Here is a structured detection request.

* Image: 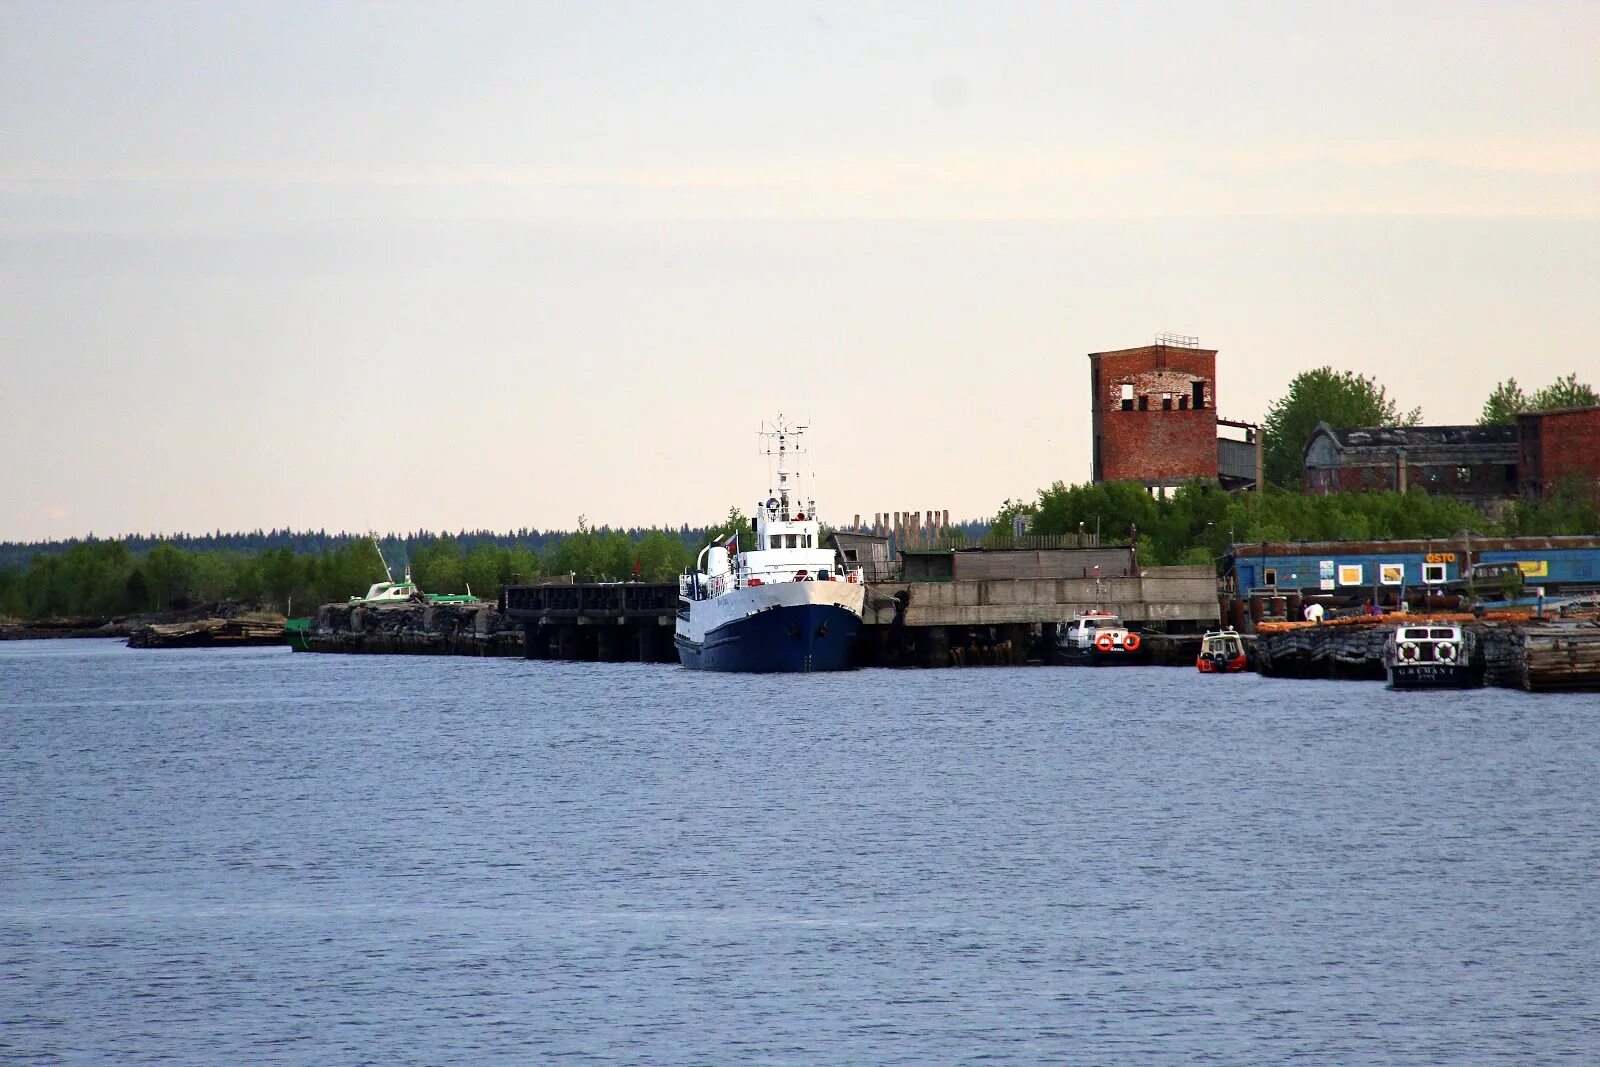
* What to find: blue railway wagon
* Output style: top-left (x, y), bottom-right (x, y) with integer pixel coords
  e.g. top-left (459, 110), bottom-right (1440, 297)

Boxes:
top-left (1233, 549), bottom-right (1465, 594)
top-left (1475, 546), bottom-right (1600, 590)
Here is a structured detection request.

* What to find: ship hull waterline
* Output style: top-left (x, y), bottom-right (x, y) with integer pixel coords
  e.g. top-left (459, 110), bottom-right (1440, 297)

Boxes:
top-left (676, 601), bottom-right (861, 672)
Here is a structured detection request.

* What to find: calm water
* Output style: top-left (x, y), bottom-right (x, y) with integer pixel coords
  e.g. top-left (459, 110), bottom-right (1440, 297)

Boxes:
top-left (3, 640), bottom-right (1599, 1064)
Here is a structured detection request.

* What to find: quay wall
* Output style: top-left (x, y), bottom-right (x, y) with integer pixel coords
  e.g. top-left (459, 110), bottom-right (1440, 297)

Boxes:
top-left (865, 567), bottom-right (1219, 628)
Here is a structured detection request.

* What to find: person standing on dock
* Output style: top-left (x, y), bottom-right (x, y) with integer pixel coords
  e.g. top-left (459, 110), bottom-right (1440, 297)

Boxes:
top-left (1303, 602), bottom-right (1325, 623)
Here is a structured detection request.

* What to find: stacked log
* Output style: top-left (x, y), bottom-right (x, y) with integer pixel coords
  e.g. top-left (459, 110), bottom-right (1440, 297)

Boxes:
top-left (128, 614), bottom-right (287, 649)
top-left (1515, 623), bottom-right (1600, 692)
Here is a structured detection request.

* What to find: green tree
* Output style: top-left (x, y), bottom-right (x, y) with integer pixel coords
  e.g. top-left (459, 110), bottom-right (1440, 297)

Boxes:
top-left (1479, 378), bottom-right (1528, 425)
top-left (633, 529), bottom-right (692, 581)
top-left (987, 498), bottom-right (1038, 537)
top-left (462, 543), bottom-right (508, 597)
top-left (1530, 373), bottom-right (1599, 412)
top-left (187, 552), bottom-right (238, 605)
top-left (411, 537), bottom-right (465, 593)
top-left (1261, 367), bottom-right (1420, 488)
top-left (258, 547), bottom-right (300, 612)
top-left (142, 542), bottom-right (195, 611)
top-left (1480, 373), bottom-right (1597, 423)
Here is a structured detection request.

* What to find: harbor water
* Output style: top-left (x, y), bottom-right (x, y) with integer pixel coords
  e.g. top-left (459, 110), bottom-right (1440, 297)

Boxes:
top-left (4, 640), bottom-right (1598, 1063)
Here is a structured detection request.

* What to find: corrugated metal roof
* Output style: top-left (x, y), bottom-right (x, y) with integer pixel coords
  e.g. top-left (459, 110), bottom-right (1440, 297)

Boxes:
top-left (1327, 424), bottom-right (1517, 450)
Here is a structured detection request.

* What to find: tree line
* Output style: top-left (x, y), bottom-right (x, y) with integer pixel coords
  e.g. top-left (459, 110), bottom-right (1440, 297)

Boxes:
top-left (0, 523), bottom-right (718, 573)
top-left (0, 522), bottom-right (726, 621)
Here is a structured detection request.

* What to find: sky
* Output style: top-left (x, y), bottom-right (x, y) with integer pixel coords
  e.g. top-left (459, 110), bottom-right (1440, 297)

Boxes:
top-left (3, 1), bottom-right (1597, 542)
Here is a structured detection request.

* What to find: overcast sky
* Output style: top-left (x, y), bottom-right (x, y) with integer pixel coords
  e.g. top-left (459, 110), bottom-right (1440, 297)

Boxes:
top-left (3, 1), bottom-right (1597, 542)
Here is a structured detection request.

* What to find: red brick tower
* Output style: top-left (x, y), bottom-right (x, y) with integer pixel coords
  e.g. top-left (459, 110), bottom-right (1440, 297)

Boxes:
top-left (1089, 337), bottom-right (1220, 490)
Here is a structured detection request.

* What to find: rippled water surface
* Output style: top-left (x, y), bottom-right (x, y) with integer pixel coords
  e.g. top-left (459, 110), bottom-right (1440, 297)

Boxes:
top-left (4, 639), bottom-right (1599, 1063)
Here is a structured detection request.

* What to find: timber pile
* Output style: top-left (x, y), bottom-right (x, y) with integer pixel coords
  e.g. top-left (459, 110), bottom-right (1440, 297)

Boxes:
top-left (302, 601), bottom-right (523, 656)
top-left (1530, 623), bottom-right (1600, 692)
top-left (128, 614), bottom-right (286, 649)
top-left (1256, 610), bottom-right (1529, 636)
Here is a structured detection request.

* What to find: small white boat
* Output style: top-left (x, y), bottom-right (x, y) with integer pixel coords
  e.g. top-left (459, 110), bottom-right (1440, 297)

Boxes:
top-left (348, 537), bottom-right (477, 607)
top-left (1057, 609), bottom-right (1144, 665)
top-left (1196, 628), bottom-right (1249, 673)
top-left (1382, 622), bottom-right (1476, 689)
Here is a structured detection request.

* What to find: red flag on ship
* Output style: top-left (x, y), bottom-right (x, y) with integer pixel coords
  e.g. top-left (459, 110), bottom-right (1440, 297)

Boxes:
top-left (632, 554), bottom-right (642, 578)
top-left (725, 533), bottom-right (738, 555)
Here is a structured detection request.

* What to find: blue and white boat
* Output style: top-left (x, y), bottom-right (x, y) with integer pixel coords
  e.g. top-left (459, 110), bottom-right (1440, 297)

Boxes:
top-left (676, 419), bottom-right (865, 672)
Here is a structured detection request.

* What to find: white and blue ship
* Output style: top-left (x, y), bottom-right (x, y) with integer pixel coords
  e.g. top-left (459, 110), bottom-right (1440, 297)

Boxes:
top-left (676, 419), bottom-right (865, 672)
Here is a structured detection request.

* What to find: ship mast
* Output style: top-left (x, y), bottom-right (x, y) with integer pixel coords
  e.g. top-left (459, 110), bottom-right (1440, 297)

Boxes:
top-left (761, 415), bottom-right (809, 521)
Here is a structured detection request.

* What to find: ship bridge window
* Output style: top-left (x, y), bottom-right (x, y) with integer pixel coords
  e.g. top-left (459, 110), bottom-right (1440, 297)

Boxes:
top-left (1429, 629), bottom-right (1456, 639)
top-left (1403, 628), bottom-right (1430, 640)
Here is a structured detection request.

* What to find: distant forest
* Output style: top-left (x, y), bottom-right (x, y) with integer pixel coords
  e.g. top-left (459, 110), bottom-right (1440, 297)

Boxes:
top-left (0, 515), bottom-right (983, 621)
top-left (0, 523), bottom-right (731, 621)
top-left (0, 525), bottom-right (707, 573)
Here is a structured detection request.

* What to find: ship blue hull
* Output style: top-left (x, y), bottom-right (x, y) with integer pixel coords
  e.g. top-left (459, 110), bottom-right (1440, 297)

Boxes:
top-left (676, 602), bottom-right (861, 672)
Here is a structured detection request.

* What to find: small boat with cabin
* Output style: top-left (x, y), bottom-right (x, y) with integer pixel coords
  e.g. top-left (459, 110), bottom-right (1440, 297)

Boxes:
top-left (348, 537), bottom-right (479, 607)
top-left (1196, 628), bottom-right (1248, 673)
top-left (675, 418), bottom-right (865, 672)
top-left (1057, 609), bottom-right (1144, 665)
top-left (1382, 621), bottom-right (1477, 689)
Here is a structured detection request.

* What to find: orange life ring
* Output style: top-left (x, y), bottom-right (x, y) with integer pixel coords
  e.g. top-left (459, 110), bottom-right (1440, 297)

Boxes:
top-left (1122, 632), bottom-right (1142, 652)
top-left (1094, 632), bottom-right (1115, 651)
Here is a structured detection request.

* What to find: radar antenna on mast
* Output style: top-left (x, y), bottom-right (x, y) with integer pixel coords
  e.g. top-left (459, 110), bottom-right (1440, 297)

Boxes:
top-left (759, 414), bottom-right (809, 521)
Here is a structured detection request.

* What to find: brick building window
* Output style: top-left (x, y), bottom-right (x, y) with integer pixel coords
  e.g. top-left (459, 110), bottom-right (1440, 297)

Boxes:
top-left (1192, 382), bottom-right (1206, 409)
top-left (1161, 393), bottom-right (1173, 410)
top-left (1178, 395), bottom-right (1189, 410)
top-left (1120, 383), bottom-right (1134, 411)
top-left (1138, 396), bottom-right (1148, 411)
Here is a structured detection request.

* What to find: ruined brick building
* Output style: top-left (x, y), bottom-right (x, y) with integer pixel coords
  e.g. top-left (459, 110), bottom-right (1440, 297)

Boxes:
top-left (1301, 424), bottom-right (1519, 504)
top-left (1303, 405), bottom-right (1600, 505)
top-left (1088, 337), bottom-right (1259, 495)
top-left (1517, 406), bottom-right (1600, 500)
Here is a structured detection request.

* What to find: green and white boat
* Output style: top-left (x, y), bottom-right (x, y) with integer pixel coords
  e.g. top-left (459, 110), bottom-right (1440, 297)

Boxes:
top-left (349, 537), bottom-right (478, 607)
